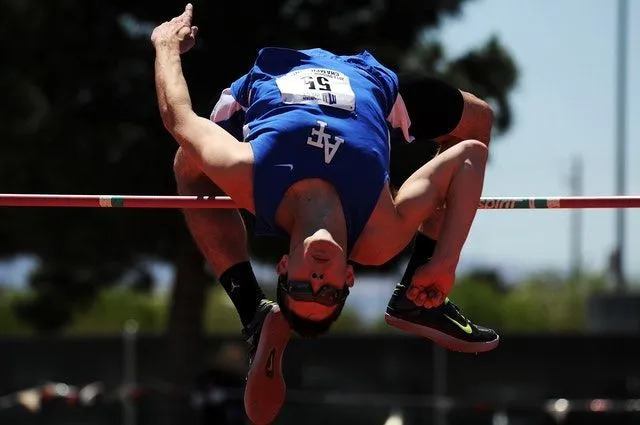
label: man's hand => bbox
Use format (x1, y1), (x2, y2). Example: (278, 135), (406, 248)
(406, 261), (455, 308)
(151, 3), (198, 54)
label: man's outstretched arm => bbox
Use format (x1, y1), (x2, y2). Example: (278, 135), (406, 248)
(151, 4), (254, 209)
(152, 4), (197, 133)
(152, 5), (237, 167)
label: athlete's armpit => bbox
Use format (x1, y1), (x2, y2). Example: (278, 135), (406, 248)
(210, 87), (246, 141)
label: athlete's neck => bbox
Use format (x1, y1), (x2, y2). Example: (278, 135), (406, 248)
(276, 179), (348, 251)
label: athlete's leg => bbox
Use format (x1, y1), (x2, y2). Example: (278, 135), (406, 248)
(384, 140), (498, 352)
(174, 147), (291, 425)
(174, 147), (264, 326)
(393, 139), (488, 247)
(354, 140), (486, 267)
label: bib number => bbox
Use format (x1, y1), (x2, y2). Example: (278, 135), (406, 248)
(275, 68), (356, 112)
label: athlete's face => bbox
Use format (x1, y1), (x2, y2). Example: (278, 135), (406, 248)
(277, 230), (354, 320)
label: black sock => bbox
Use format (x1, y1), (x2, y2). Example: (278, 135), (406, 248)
(219, 261), (266, 327)
(400, 233), (437, 285)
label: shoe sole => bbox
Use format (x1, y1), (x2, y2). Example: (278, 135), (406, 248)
(244, 305), (292, 425)
(385, 313), (499, 353)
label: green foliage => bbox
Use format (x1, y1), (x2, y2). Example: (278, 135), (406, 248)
(0, 271), (613, 336)
(498, 272), (607, 332)
(0, 287), (166, 336)
(451, 272), (608, 333)
(0, 291), (33, 335)
(373, 271), (609, 334)
(203, 286), (243, 334)
(67, 288), (168, 334)
(0, 284), (365, 336)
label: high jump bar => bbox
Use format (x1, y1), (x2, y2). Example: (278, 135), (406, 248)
(0, 194), (640, 209)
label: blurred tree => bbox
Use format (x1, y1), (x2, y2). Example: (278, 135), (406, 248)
(373, 270), (608, 334)
(0, 271), (612, 336)
(0, 0), (518, 422)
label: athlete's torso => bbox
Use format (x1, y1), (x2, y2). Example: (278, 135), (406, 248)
(227, 47), (400, 252)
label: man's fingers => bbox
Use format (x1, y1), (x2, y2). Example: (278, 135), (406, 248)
(191, 26), (198, 38)
(181, 3), (193, 24)
(405, 284), (444, 308)
(407, 286), (419, 301)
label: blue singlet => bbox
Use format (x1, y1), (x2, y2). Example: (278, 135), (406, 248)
(218, 47), (401, 253)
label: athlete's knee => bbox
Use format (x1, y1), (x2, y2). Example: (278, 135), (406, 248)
(173, 147), (203, 183)
(456, 139), (488, 166)
(174, 147), (227, 197)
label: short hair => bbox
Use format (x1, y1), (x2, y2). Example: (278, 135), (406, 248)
(276, 274), (346, 338)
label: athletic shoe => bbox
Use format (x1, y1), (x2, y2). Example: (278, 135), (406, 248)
(385, 283), (499, 353)
(242, 300), (292, 425)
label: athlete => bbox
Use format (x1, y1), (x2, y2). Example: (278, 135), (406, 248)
(152, 5), (498, 424)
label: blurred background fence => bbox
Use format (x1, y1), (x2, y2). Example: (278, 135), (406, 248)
(1, 331), (640, 425)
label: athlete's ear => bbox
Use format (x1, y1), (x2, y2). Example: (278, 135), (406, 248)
(276, 255), (289, 275)
(345, 264), (355, 287)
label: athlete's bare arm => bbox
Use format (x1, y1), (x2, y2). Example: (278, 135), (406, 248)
(151, 4), (255, 211)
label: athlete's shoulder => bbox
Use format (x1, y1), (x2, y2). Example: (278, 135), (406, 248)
(354, 50), (399, 89)
(339, 50), (400, 114)
(253, 46), (316, 71)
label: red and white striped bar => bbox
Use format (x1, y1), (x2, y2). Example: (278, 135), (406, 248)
(477, 196), (640, 209)
(1, 194), (640, 210)
(0, 194), (235, 209)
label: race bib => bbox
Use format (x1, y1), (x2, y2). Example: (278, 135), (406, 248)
(275, 68), (356, 112)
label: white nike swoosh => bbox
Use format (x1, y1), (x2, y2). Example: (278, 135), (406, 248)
(274, 164), (294, 171)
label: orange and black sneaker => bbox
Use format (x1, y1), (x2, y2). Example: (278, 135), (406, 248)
(242, 300), (292, 425)
(385, 283), (499, 353)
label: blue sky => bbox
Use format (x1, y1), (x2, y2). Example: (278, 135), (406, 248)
(435, 0), (640, 281)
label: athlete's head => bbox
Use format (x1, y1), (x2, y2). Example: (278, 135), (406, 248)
(276, 229), (354, 337)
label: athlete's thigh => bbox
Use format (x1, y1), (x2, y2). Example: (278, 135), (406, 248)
(174, 147), (226, 194)
(352, 144), (467, 265)
(392, 142), (469, 230)
(350, 184), (419, 266)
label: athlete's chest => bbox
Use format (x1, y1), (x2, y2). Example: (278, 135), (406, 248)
(273, 180), (346, 231)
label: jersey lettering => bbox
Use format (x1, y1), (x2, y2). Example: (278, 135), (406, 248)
(306, 120), (345, 164)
